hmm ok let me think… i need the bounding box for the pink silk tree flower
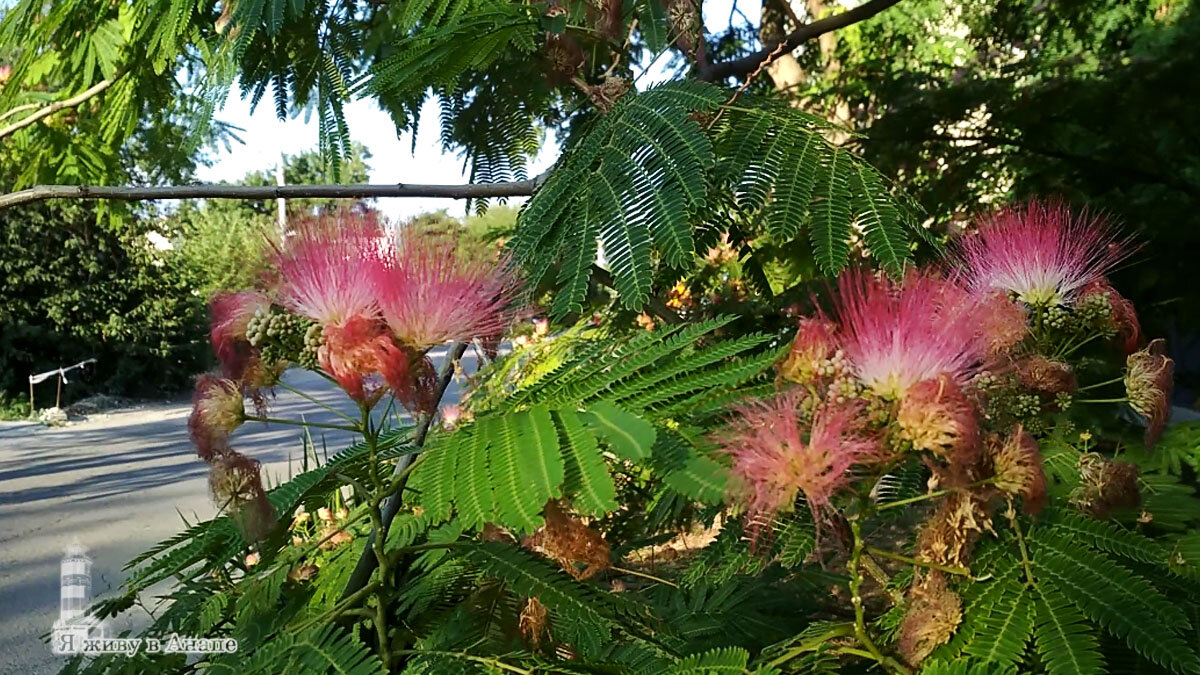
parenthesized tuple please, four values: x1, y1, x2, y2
(370, 234, 520, 350)
(273, 214, 398, 402)
(954, 200, 1134, 306)
(318, 314, 409, 404)
(210, 290, 270, 379)
(273, 214, 383, 328)
(836, 269, 985, 400)
(973, 290, 1028, 355)
(720, 390, 879, 527)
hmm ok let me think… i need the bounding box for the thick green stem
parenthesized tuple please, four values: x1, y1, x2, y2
(1007, 503, 1036, 588)
(1076, 397, 1128, 404)
(876, 488, 951, 511)
(765, 623, 856, 668)
(610, 565, 679, 588)
(290, 580, 380, 632)
(338, 342, 469, 604)
(392, 650, 532, 674)
(848, 519, 911, 675)
(1077, 376, 1125, 391)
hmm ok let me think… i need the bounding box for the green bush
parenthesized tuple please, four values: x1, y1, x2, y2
(0, 201, 208, 402)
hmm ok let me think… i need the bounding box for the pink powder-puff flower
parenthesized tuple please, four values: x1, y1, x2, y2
(1124, 338, 1174, 446)
(720, 391, 879, 528)
(273, 214, 405, 402)
(209, 290, 270, 379)
(317, 314, 410, 404)
(954, 200, 1134, 306)
(778, 317, 840, 385)
(836, 270, 985, 400)
(370, 233, 520, 350)
(188, 374, 245, 461)
(1079, 278, 1143, 353)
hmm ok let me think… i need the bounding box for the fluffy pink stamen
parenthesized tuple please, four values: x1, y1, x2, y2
(721, 391, 879, 524)
(954, 200, 1134, 305)
(836, 269, 985, 399)
(370, 233, 519, 349)
(273, 213, 384, 327)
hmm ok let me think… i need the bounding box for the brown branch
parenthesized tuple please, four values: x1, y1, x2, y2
(0, 178, 545, 211)
(0, 73, 124, 141)
(699, 0, 904, 82)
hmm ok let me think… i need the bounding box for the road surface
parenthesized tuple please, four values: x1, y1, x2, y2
(0, 346, 475, 673)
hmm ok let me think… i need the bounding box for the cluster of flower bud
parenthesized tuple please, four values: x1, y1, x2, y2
(246, 305, 320, 369)
(824, 370, 863, 406)
(1032, 294, 1117, 341)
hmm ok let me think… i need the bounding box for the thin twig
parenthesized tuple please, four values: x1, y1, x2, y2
(276, 380, 361, 425)
(610, 565, 680, 588)
(243, 415, 360, 433)
(865, 546, 971, 577)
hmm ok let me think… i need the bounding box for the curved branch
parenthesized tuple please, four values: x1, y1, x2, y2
(0, 101, 43, 124)
(0, 73, 124, 141)
(699, 0, 904, 82)
(0, 178, 545, 210)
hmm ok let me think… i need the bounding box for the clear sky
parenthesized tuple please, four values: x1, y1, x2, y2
(194, 0, 760, 222)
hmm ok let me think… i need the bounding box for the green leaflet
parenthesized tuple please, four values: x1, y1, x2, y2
(556, 408, 620, 517)
(584, 400, 657, 461)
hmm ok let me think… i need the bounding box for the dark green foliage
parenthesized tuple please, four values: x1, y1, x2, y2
(943, 506, 1200, 675)
(0, 200, 207, 400)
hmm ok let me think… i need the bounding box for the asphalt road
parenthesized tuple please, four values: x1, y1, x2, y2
(0, 346, 473, 673)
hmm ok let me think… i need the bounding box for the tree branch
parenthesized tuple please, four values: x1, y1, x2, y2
(699, 0, 904, 82)
(0, 178, 545, 211)
(0, 73, 124, 141)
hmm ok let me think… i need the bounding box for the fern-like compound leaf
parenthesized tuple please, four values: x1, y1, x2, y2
(1032, 586, 1104, 675)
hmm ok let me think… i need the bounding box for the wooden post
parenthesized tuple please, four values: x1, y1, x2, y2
(56, 372, 63, 409)
(29, 378, 35, 417)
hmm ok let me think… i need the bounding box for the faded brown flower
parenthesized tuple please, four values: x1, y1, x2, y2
(519, 596, 551, 649)
(989, 426, 1048, 514)
(916, 492, 993, 568)
(897, 573, 963, 666)
(1017, 355, 1076, 396)
(525, 501, 611, 580)
(1125, 338, 1174, 445)
(1072, 452, 1141, 518)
